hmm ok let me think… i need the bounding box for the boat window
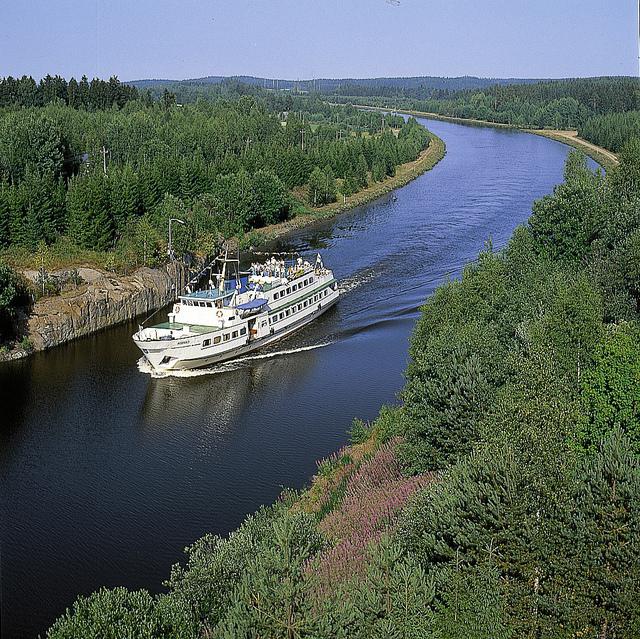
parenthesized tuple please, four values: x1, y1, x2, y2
(232, 330, 239, 338)
(223, 334, 230, 342)
(206, 302, 212, 308)
(240, 327, 247, 335)
(274, 292, 279, 299)
(214, 336, 221, 344)
(286, 288, 291, 294)
(202, 339, 211, 347)
(292, 284, 297, 291)
(286, 309, 291, 316)
(310, 276, 314, 283)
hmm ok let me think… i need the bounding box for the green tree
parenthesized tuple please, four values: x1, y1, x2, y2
(529, 151, 603, 262)
(577, 324, 640, 453)
(564, 428, 640, 638)
(67, 172, 114, 250)
(0, 262, 30, 341)
(252, 169, 290, 225)
(46, 587, 193, 639)
(307, 166, 325, 207)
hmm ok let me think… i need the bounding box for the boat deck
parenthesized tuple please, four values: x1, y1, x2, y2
(153, 322, 220, 334)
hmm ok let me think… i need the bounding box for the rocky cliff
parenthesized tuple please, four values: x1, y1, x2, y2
(23, 263, 187, 352)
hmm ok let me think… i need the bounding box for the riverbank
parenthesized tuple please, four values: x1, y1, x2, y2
(527, 129, 618, 171)
(0, 262, 187, 360)
(354, 104, 617, 172)
(4, 110, 587, 639)
(1, 132, 445, 359)
(231, 131, 446, 250)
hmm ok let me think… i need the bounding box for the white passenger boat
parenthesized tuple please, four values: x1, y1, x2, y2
(133, 253, 339, 371)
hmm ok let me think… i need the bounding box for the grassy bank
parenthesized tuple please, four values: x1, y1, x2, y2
(235, 131, 446, 250)
(355, 104, 515, 129)
(528, 129, 618, 172)
(355, 104, 618, 172)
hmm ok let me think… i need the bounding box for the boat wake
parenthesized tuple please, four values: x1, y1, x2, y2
(137, 341, 335, 379)
(338, 268, 380, 294)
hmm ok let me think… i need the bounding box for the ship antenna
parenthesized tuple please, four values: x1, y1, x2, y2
(219, 247, 228, 293)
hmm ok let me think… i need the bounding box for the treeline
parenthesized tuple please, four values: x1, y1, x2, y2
(417, 93, 590, 128)
(330, 76, 639, 136)
(0, 75, 140, 110)
(46, 144, 640, 637)
(134, 75, 541, 102)
(0, 95, 429, 265)
(453, 76, 640, 115)
(329, 77, 639, 110)
(580, 111, 640, 152)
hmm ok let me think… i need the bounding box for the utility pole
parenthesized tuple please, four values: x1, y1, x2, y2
(101, 145, 109, 175)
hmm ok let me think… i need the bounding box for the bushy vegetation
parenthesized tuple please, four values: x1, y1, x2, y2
(46, 139, 640, 637)
(0, 261, 31, 341)
(0, 86, 429, 269)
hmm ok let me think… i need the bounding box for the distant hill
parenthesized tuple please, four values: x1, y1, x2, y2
(128, 75, 545, 93)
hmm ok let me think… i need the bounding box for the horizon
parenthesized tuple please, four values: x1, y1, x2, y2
(2, 72, 635, 84)
(1, 1, 636, 81)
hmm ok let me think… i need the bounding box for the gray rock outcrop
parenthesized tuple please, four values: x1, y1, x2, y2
(25, 262, 187, 351)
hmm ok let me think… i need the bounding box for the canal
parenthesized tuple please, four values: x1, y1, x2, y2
(0, 117, 597, 637)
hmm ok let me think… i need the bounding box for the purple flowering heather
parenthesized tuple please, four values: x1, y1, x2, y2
(311, 438, 434, 590)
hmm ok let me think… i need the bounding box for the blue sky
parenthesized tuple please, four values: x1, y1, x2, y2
(1, 0, 636, 80)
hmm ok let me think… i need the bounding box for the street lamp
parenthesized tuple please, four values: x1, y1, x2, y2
(168, 218, 185, 260)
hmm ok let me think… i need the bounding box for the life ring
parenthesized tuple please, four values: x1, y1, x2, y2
(175, 304, 181, 314)
(216, 310, 223, 318)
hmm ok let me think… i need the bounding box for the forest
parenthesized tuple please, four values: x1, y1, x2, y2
(0, 75, 141, 109)
(45, 135, 640, 637)
(135, 74, 540, 101)
(0, 86, 429, 267)
(579, 111, 640, 152)
(330, 76, 639, 138)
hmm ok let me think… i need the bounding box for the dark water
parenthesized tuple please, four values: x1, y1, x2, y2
(0, 119, 597, 638)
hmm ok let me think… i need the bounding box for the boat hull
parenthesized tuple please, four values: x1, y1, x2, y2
(136, 296, 338, 372)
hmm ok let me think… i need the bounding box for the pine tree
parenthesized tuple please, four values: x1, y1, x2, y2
(356, 154, 369, 187)
(67, 172, 113, 250)
(307, 166, 325, 207)
(322, 164, 337, 205)
(109, 164, 140, 236)
(217, 513, 322, 638)
(569, 428, 640, 637)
